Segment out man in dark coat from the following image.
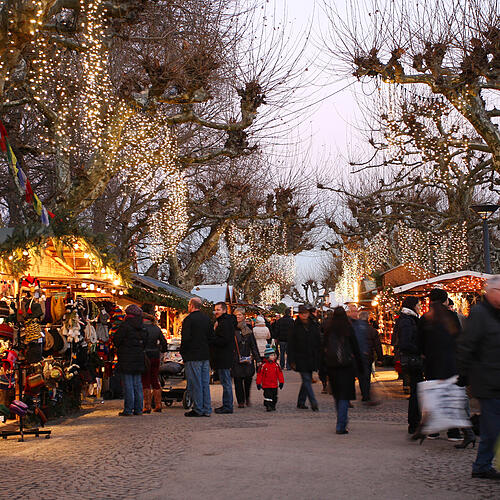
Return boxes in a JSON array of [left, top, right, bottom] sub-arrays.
[[274, 308, 294, 370], [210, 301, 236, 414], [114, 304, 146, 416], [288, 304, 321, 411], [181, 297, 213, 417], [458, 276, 500, 480], [358, 310, 383, 404]]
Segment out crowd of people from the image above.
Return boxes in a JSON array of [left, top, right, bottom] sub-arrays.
[[112, 279, 500, 481]]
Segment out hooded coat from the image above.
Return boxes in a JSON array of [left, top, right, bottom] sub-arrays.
[[114, 316, 146, 374]]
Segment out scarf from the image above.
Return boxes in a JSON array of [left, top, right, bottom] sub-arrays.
[[237, 320, 252, 336], [401, 307, 418, 318]]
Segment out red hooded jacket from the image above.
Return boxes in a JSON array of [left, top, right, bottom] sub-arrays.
[[256, 359, 284, 388]]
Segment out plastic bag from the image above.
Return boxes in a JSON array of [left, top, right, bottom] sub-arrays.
[[418, 375, 471, 434]]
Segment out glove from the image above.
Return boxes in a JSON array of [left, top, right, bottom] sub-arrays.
[[257, 384, 262, 390], [279, 383, 284, 390], [456, 375, 468, 387]]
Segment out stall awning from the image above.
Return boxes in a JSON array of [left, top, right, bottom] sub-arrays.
[[392, 270, 494, 295], [132, 274, 199, 300]]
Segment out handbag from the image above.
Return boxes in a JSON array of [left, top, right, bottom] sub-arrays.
[[234, 335, 252, 364], [25, 373, 45, 393]]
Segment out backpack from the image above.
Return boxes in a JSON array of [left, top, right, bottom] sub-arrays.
[[325, 333, 353, 368]]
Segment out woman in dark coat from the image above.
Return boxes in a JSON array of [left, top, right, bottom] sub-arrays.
[[323, 307, 363, 434], [114, 304, 146, 416], [393, 296, 422, 434], [232, 308, 261, 408]]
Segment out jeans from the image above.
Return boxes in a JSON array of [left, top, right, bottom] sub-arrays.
[[234, 376, 253, 405], [298, 371, 318, 407], [279, 342, 290, 369], [218, 368, 233, 411], [185, 360, 212, 415], [473, 398, 500, 473], [358, 357, 372, 401], [335, 398, 349, 432], [121, 373, 143, 415]]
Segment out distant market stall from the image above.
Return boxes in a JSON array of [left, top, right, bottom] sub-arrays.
[[374, 270, 492, 355]]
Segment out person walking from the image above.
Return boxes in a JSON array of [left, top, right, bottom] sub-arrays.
[[141, 303, 167, 413], [274, 308, 294, 370], [323, 307, 363, 434], [458, 276, 500, 479], [288, 304, 321, 412], [211, 302, 236, 414], [180, 297, 213, 417], [393, 297, 422, 434], [418, 288, 462, 441], [114, 304, 146, 416], [357, 310, 383, 404], [256, 345, 284, 411], [253, 315, 271, 358], [233, 307, 261, 408]]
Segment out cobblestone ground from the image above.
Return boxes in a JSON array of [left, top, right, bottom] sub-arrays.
[[0, 369, 499, 499]]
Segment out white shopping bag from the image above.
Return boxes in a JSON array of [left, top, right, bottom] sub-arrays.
[[417, 376, 471, 434]]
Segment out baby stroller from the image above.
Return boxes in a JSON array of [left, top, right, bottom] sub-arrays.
[[159, 343, 192, 409]]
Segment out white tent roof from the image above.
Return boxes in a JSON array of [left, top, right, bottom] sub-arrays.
[[191, 284, 229, 303], [392, 270, 494, 294]]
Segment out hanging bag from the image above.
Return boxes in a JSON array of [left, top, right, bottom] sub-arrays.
[[325, 333, 353, 368]]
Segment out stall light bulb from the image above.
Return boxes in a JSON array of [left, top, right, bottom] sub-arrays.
[[23, 250, 29, 256], [111, 289, 116, 294], [119, 290, 124, 295], [84, 253, 89, 259], [74, 243, 79, 250], [89, 284, 95, 290], [101, 268, 106, 274], [8, 255, 13, 261], [82, 283, 87, 288], [113, 279, 119, 286]]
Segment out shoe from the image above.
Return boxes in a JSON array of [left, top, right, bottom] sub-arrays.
[[266, 406, 273, 412], [143, 409, 152, 414], [271, 407, 276, 411], [427, 433, 440, 439], [336, 430, 349, 435], [311, 404, 319, 412], [201, 413, 211, 417], [118, 411, 132, 416], [184, 410, 202, 417], [408, 426, 418, 435], [153, 407, 162, 413], [214, 408, 233, 414], [455, 436, 476, 449], [472, 469, 500, 479], [297, 404, 308, 409], [238, 403, 245, 408], [411, 432, 426, 445], [133, 411, 143, 416]]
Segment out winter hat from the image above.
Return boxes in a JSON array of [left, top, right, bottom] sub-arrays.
[[429, 288, 448, 304], [264, 344, 275, 358], [401, 296, 419, 311], [255, 316, 265, 325], [125, 304, 143, 317], [298, 304, 310, 313]]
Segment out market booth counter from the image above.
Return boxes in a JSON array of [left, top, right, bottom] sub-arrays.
[[0, 231, 127, 440]]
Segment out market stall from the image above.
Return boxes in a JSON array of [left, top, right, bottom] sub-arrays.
[[373, 270, 492, 355], [0, 227, 127, 439]]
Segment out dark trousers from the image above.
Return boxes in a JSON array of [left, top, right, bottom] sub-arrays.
[[406, 364, 423, 431], [234, 376, 253, 405], [298, 371, 318, 407], [473, 398, 500, 473], [263, 387, 278, 409], [358, 357, 372, 401], [279, 342, 290, 369]]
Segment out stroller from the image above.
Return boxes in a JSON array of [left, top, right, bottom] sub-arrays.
[[159, 342, 192, 409]]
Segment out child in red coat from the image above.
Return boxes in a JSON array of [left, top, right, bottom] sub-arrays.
[[256, 345, 284, 411]]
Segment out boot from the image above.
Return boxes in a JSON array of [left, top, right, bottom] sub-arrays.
[[143, 388, 152, 413], [153, 389, 162, 412]]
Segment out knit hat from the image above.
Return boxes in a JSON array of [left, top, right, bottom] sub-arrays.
[[429, 288, 448, 304], [255, 316, 265, 325], [125, 304, 143, 317], [298, 304, 309, 313], [264, 344, 275, 358]]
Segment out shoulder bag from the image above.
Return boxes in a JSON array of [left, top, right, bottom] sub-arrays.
[[234, 334, 252, 364]]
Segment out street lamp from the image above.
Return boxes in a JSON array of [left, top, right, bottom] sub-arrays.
[[471, 204, 499, 274]]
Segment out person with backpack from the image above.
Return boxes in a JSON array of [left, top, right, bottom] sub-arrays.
[[323, 306, 364, 434]]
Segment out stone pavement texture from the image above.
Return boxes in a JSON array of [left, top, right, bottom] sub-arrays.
[[1, 369, 499, 500]]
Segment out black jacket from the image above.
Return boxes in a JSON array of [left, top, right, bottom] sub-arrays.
[[418, 303, 460, 380], [232, 328, 261, 378], [458, 299, 500, 399], [114, 317, 146, 374], [180, 310, 213, 362], [393, 312, 420, 363], [288, 318, 321, 372], [353, 319, 383, 362], [143, 320, 167, 359], [210, 313, 236, 369], [274, 315, 294, 343]]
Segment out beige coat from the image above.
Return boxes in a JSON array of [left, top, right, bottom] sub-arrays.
[[253, 324, 271, 357]]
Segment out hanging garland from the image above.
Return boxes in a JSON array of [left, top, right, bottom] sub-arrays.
[[0, 120, 55, 226]]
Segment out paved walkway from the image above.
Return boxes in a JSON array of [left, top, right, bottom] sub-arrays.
[[1, 369, 499, 499]]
